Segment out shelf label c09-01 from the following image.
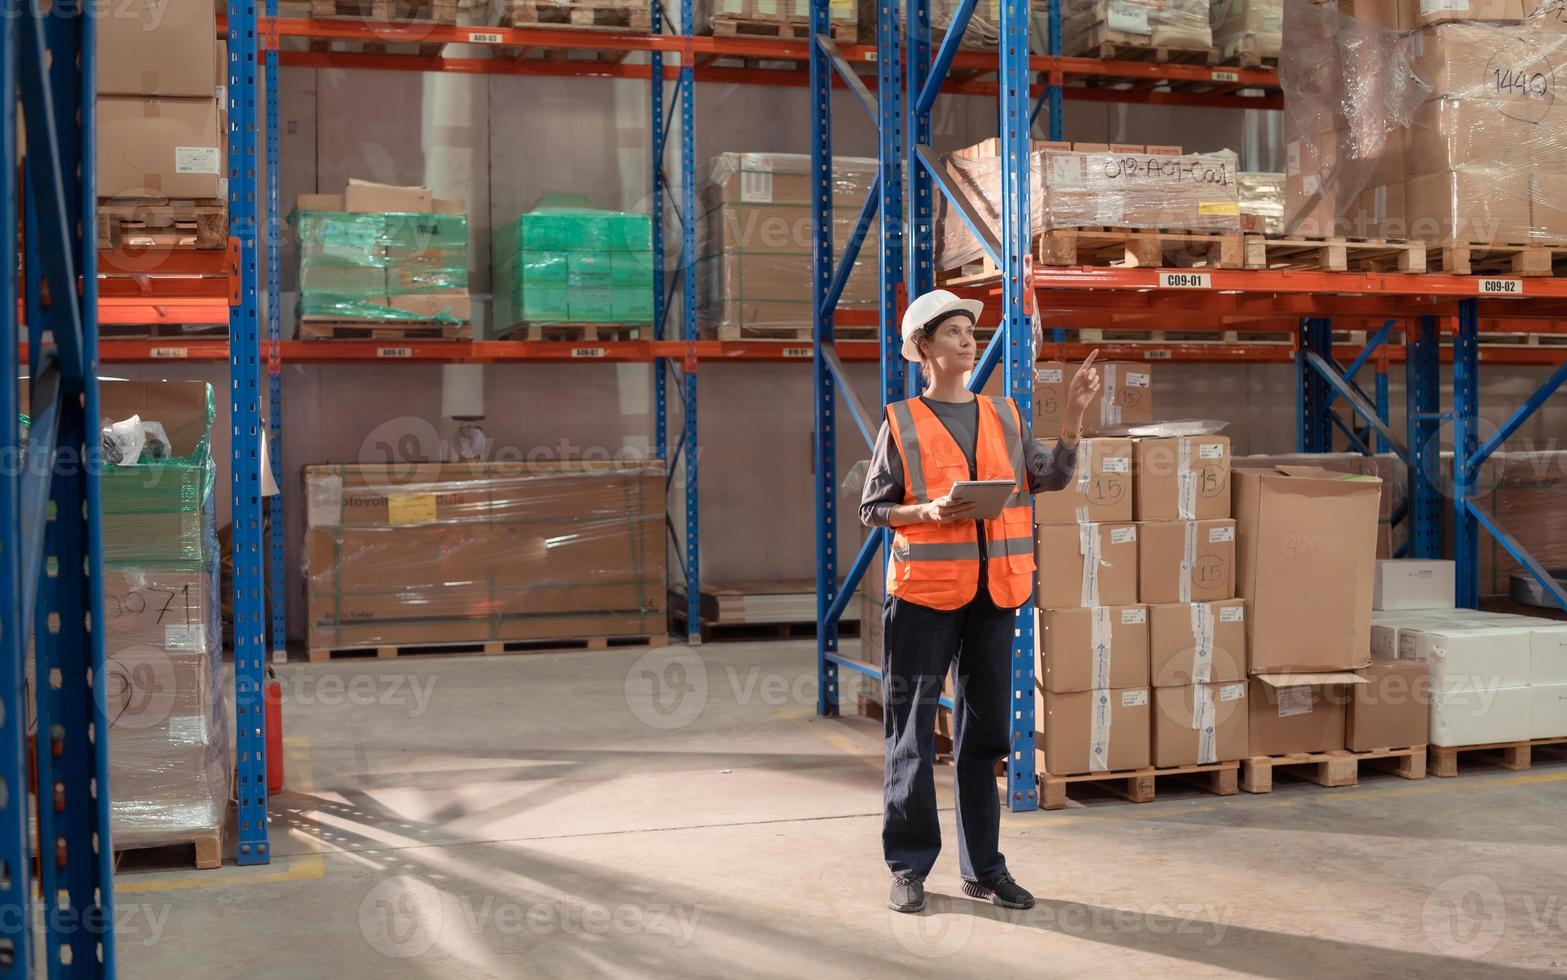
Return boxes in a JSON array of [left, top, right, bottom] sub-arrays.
[[1158, 271, 1211, 289], [1478, 278, 1525, 296], [376, 347, 414, 359]]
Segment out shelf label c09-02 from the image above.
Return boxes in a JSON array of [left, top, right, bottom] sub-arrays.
[[1478, 278, 1524, 296], [376, 347, 414, 359], [571, 347, 607, 359], [1157, 271, 1211, 289]]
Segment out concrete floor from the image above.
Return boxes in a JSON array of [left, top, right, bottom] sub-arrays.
[[114, 640, 1567, 979]]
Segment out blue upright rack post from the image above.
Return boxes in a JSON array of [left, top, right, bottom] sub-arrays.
[[811, 0, 842, 716], [13, 0, 119, 971], [0, 13, 30, 970], [266, 0, 286, 664], [679, 0, 701, 644], [230, 0, 272, 864], [652, 0, 669, 482], [1406, 315, 1443, 559], [1451, 300, 1479, 609], [998, 0, 1038, 813]]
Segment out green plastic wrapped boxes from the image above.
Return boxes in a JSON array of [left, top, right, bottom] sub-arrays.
[[493, 197, 655, 337]]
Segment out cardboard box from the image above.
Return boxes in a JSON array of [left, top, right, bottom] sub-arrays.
[[1399, 625, 1532, 690], [97, 96, 225, 199], [1072, 142, 1111, 152], [1034, 438, 1133, 525], [1406, 99, 1567, 179], [1531, 0, 1567, 29], [345, 179, 433, 214], [1373, 559, 1456, 610], [1138, 519, 1237, 605], [98, 0, 218, 98], [1134, 436, 1232, 522], [102, 567, 217, 655], [1038, 687, 1151, 774], [1149, 600, 1247, 686], [1530, 683, 1567, 738], [1034, 361, 1153, 434], [386, 293, 473, 322], [1038, 605, 1150, 693], [1233, 466, 1381, 673], [1348, 659, 1431, 750], [1248, 674, 1364, 756], [1405, 171, 1535, 246], [1035, 522, 1140, 608], [1152, 682, 1249, 766], [1532, 624, 1567, 685], [1335, 0, 1413, 29], [1431, 685, 1530, 745], [707, 152, 876, 208], [1410, 0, 1528, 27], [1144, 145, 1183, 156], [1531, 173, 1567, 242]]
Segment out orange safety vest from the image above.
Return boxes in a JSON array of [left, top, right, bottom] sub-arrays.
[[885, 395, 1035, 611]]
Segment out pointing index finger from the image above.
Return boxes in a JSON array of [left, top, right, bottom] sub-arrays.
[[1081, 348, 1101, 371]]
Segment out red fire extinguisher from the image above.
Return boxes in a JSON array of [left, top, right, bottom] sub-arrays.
[[265, 666, 284, 795]]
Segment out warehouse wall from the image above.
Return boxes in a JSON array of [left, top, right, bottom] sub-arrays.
[[138, 64, 1561, 641]]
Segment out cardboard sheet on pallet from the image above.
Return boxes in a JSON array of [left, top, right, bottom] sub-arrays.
[[1247, 673, 1365, 756]]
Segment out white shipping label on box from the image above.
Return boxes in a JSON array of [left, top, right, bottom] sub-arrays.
[[1120, 689, 1148, 708], [1037, 367, 1063, 384], [165, 624, 204, 652], [1277, 685, 1313, 718], [740, 169, 773, 204], [1199, 442, 1225, 460], [1286, 141, 1301, 176], [1220, 683, 1245, 702], [1120, 608, 1147, 625], [1219, 606, 1244, 622], [1102, 457, 1129, 474], [306, 475, 344, 528], [1124, 371, 1150, 388], [1108, 0, 1152, 34], [1302, 175, 1320, 196], [174, 146, 221, 174], [1209, 526, 1235, 543], [1422, 0, 1468, 13], [1051, 155, 1085, 188], [1110, 527, 1137, 544]]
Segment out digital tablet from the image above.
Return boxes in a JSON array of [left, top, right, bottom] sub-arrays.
[[946, 480, 1017, 520]]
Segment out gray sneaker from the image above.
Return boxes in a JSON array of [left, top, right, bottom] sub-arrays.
[[962, 873, 1035, 910], [888, 875, 925, 913]]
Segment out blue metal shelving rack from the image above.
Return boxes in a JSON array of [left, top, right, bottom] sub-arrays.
[[812, 0, 1044, 809], [5, 1, 119, 973], [651, 0, 702, 644]]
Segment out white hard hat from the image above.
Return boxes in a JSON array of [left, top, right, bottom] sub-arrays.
[[900, 289, 985, 362]]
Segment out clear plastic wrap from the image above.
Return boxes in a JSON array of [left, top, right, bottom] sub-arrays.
[[1211, 0, 1283, 61], [492, 197, 653, 334], [1239, 171, 1286, 234], [698, 153, 879, 337], [84, 380, 227, 850], [303, 461, 668, 650], [936, 144, 1240, 271], [1064, 0, 1214, 54], [1282, 3, 1567, 243], [293, 206, 470, 325]]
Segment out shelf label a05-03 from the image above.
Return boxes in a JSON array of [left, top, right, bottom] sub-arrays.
[[1478, 278, 1525, 296]]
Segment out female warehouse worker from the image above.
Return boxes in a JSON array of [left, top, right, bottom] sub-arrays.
[[860, 288, 1100, 915]]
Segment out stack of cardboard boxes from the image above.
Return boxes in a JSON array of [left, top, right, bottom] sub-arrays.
[[293, 180, 472, 337], [1287, 0, 1567, 244], [1212, 0, 1284, 64], [492, 197, 654, 335], [1063, 0, 1214, 55], [1371, 559, 1567, 745], [697, 153, 880, 339]]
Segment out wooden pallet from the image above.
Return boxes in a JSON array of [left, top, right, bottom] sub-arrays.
[[307, 632, 668, 662], [1037, 760, 1239, 810], [1429, 737, 1567, 778], [305, 0, 456, 54], [1429, 241, 1567, 277], [941, 226, 1244, 285], [671, 608, 860, 643], [1218, 34, 1278, 69], [498, 322, 644, 342], [701, 324, 880, 342], [503, 1, 651, 32], [709, 16, 855, 42], [1240, 745, 1426, 794], [114, 828, 222, 872], [100, 322, 228, 340], [297, 318, 473, 341], [98, 199, 226, 250], [1069, 31, 1220, 67], [1243, 234, 1426, 274]]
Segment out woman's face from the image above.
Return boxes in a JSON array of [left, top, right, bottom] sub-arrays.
[[920, 314, 977, 376]]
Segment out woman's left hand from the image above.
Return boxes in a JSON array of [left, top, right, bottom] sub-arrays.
[[1064, 349, 1102, 430]]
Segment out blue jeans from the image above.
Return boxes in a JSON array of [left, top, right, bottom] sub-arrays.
[[881, 588, 1016, 883]]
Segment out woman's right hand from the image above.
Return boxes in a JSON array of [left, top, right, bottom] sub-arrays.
[[923, 495, 977, 524]]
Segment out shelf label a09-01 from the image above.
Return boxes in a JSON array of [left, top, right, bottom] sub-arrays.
[[377, 347, 414, 359], [1158, 271, 1211, 289], [1478, 278, 1525, 296]]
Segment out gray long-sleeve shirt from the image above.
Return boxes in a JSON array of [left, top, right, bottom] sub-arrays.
[[859, 395, 1077, 537]]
